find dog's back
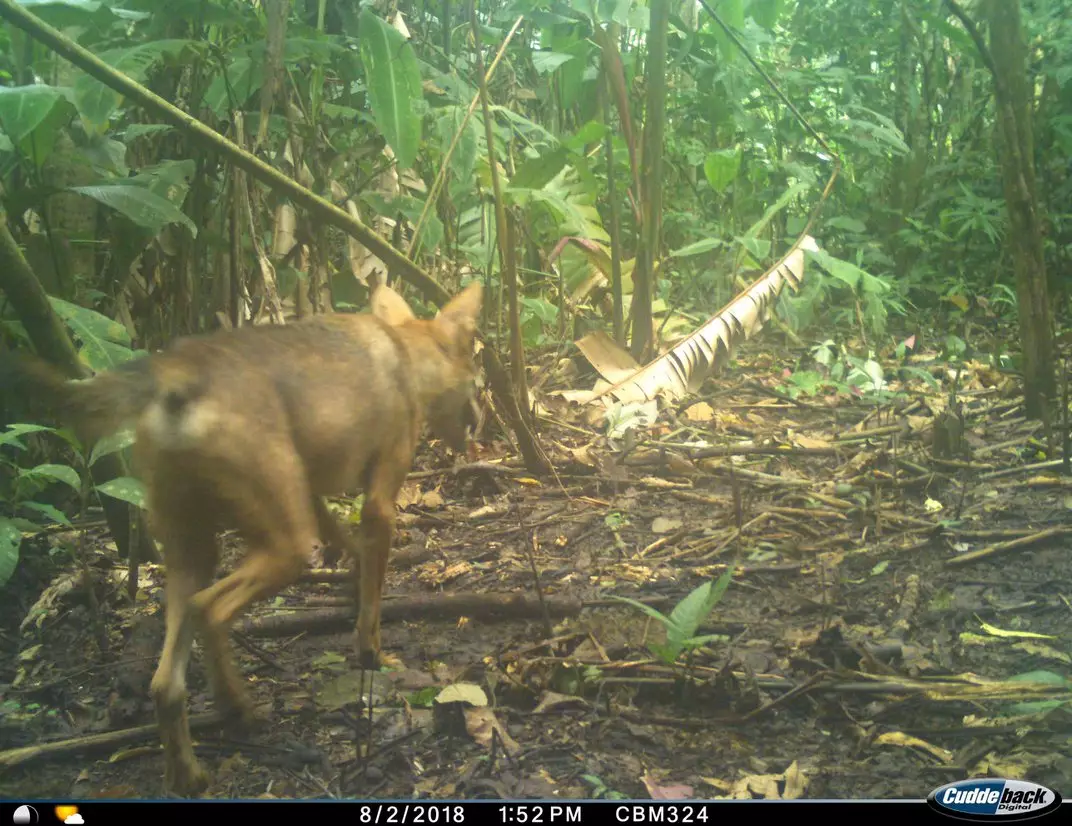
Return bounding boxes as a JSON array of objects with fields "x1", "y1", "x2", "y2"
[{"x1": 132, "y1": 312, "x2": 424, "y2": 541}]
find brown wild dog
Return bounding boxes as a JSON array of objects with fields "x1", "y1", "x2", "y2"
[{"x1": 0, "y1": 282, "x2": 483, "y2": 795}]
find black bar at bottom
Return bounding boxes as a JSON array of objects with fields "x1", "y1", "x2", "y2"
[{"x1": 11, "y1": 799, "x2": 1067, "y2": 825}]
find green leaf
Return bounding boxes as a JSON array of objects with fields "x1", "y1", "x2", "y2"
[
  {"x1": 609, "y1": 0, "x2": 632, "y2": 26},
  {"x1": 48, "y1": 297, "x2": 133, "y2": 371},
  {"x1": 826, "y1": 216, "x2": 867, "y2": 233},
  {"x1": 89, "y1": 428, "x2": 136, "y2": 467},
  {"x1": 741, "y1": 181, "x2": 811, "y2": 247},
  {"x1": 681, "y1": 633, "x2": 728, "y2": 649},
  {"x1": 23, "y1": 463, "x2": 81, "y2": 492},
  {"x1": 711, "y1": 0, "x2": 745, "y2": 59},
  {"x1": 808, "y1": 248, "x2": 866, "y2": 291},
  {"x1": 1008, "y1": 670, "x2": 1070, "y2": 687},
  {"x1": 749, "y1": 0, "x2": 781, "y2": 29},
  {"x1": 68, "y1": 184, "x2": 197, "y2": 237},
  {"x1": 202, "y1": 56, "x2": 259, "y2": 119},
  {"x1": 703, "y1": 146, "x2": 742, "y2": 193},
  {"x1": 437, "y1": 107, "x2": 478, "y2": 182},
  {"x1": 511, "y1": 148, "x2": 570, "y2": 190},
  {"x1": 556, "y1": 39, "x2": 594, "y2": 111},
  {"x1": 563, "y1": 119, "x2": 607, "y2": 152},
  {"x1": 7, "y1": 518, "x2": 42, "y2": 533},
  {"x1": 647, "y1": 641, "x2": 677, "y2": 664},
  {"x1": 0, "y1": 85, "x2": 70, "y2": 143},
  {"x1": 532, "y1": 51, "x2": 576, "y2": 75},
  {"x1": 19, "y1": 501, "x2": 72, "y2": 527},
  {"x1": 666, "y1": 576, "x2": 730, "y2": 651},
  {"x1": 94, "y1": 476, "x2": 147, "y2": 509},
  {"x1": 723, "y1": 0, "x2": 745, "y2": 28},
  {"x1": 670, "y1": 239, "x2": 723, "y2": 258},
  {"x1": 609, "y1": 595, "x2": 674, "y2": 629},
  {"x1": 0, "y1": 84, "x2": 73, "y2": 167},
  {"x1": 358, "y1": 9, "x2": 423, "y2": 171},
  {"x1": 73, "y1": 40, "x2": 206, "y2": 127},
  {"x1": 0, "y1": 424, "x2": 55, "y2": 451},
  {"x1": 17, "y1": 0, "x2": 148, "y2": 25},
  {"x1": 490, "y1": 106, "x2": 557, "y2": 144},
  {"x1": 0, "y1": 517, "x2": 22, "y2": 587},
  {"x1": 123, "y1": 123, "x2": 174, "y2": 142}
]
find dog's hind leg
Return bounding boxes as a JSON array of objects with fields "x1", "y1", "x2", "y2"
[
  {"x1": 187, "y1": 450, "x2": 320, "y2": 680},
  {"x1": 149, "y1": 521, "x2": 218, "y2": 796},
  {"x1": 354, "y1": 442, "x2": 413, "y2": 669}
]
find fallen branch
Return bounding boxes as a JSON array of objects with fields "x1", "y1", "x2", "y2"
[
  {"x1": 945, "y1": 526, "x2": 1072, "y2": 567},
  {"x1": 978, "y1": 459, "x2": 1064, "y2": 481},
  {"x1": 0, "y1": 712, "x2": 226, "y2": 771},
  {"x1": 299, "y1": 545, "x2": 435, "y2": 583},
  {"x1": 244, "y1": 592, "x2": 584, "y2": 637}
]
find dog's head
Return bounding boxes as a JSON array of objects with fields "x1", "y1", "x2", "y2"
[{"x1": 371, "y1": 281, "x2": 484, "y2": 454}]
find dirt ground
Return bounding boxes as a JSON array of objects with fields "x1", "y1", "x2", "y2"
[{"x1": 2, "y1": 341, "x2": 1071, "y2": 801}]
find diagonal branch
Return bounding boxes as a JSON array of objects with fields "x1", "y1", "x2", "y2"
[{"x1": 0, "y1": 0, "x2": 449, "y2": 306}]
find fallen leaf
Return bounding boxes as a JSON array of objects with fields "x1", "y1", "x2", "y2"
[
  {"x1": 875, "y1": 732, "x2": 954, "y2": 763},
  {"x1": 651, "y1": 516, "x2": 683, "y2": 534},
  {"x1": 782, "y1": 761, "x2": 808, "y2": 799},
  {"x1": 732, "y1": 773, "x2": 782, "y2": 799},
  {"x1": 468, "y1": 503, "x2": 510, "y2": 520},
  {"x1": 417, "y1": 560, "x2": 472, "y2": 587},
  {"x1": 792, "y1": 435, "x2": 832, "y2": 449},
  {"x1": 311, "y1": 651, "x2": 348, "y2": 671},
  {"x1": 318, "y1": 671, "x2": 391, "y2": 711},
  {"x1": 107, "y1": 746, "x2": 158, "y2": 763},
  {"x1": 420, "y1": 489, "x2": 446, "y2": 509},
  {"x1": 570, "y1": 444, "x2": 598, "y2": 467},
  {"x1": 396, "y1": 483, "x2": 423, "y2": 508},
  {"x1": 700, "y1": 776, "x2": 732, "y2": 793},
  {"x1": 642, "y1": 773, "x2": 694, "y2": 800},
  {"x1": 435, "y1": 682, "x2": 488, "y2": 707},
  {"x1": 532, "y1": 691, "x2": 590, "y2": 714},
  {"x1": 684, "y1": 402, "x2": 714, "y2": 422},
  {"x1": 463, "y1": 706, "x2": 520, "y2": 755},
  {"x1": 977, "y1": 621, "x2": 1056, "y2": 641}
]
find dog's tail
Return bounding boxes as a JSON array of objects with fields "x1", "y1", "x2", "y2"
[{"x1": 0, "y1": 352, "x2": 159, "y2": 443}]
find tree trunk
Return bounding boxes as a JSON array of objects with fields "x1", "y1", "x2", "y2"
[
  {"x1": 630, "y1": 0, "x2": 669, "y2": 362},
  {"x1": 984, "y1": 0, "x2": 1055, "y2": 417}
]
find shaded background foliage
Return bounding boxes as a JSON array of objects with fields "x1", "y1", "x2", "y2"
[{"x1": 0, "y1": 0, "x2": 1069, "y2": 583}]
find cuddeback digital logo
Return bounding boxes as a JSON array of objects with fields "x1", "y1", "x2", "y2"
[{"x1": 927, "y1": 779, "x2": 1063, "y2": 821}]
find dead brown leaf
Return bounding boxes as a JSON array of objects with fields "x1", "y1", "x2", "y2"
[
  {"x1": 642, "y1": 772, "x2": 694, "y2": 800},
  {"x1": 684, "y1": 402, "x2": 715, "y2": 422},
  {"x1": 464, "y1": 706, "x2": 521, "y2": 755},
  {"x1": 532, "y1": 691, "x2": 590, "y2": 714}
]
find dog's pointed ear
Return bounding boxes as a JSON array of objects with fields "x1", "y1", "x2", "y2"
[
  {"x1": 435, "y1": 282, "x2": 483, "y2": 342},
  {"x1": 370, "y1": 284, "x2": 416, "y2": 326}
]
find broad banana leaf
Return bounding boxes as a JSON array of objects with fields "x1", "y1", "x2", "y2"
[{"x1": 570, "y1": 235, "x2": 818, "y2": 405}]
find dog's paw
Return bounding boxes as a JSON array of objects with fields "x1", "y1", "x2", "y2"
[
  {"x1": 356, "y1": 647, "x2": 404, "y2": 671},
  {"x1": 217, "y1": 695, "x2": 262, "y2": 731},
  {"x1": 165, "y1": 758, "x2": 211, "y2": 797}
]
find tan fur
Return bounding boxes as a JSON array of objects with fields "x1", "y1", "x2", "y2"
[{"x1": 0, "y1": 282, "x2": 483, "y2": 795}]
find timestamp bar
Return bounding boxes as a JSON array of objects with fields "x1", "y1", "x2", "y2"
[{"x1": 4, "y1": 798, "x2": 1000, "y2": 826}]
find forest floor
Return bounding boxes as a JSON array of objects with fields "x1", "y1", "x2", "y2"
[{"x1": 2, "y1": 333, "x2": 1071, "y2": 801}]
